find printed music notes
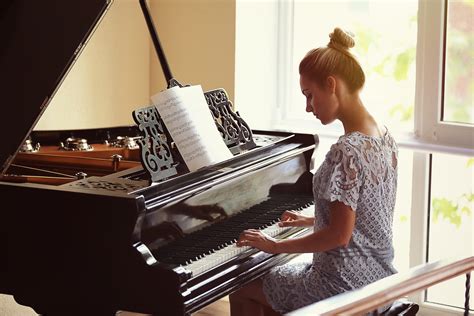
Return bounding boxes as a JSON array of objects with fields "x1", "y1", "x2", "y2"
[{"x1": 151, "y1": 85, "x2": 233, "y2": 172}]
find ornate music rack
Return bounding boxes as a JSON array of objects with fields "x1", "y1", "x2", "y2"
[{"x1": 132, "y1": 79, "x2": 256, "y2": 183}]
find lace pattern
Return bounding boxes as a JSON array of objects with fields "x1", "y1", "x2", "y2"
[{"x1": 263, "y1": 130, "x2": 399, "y2": 314}]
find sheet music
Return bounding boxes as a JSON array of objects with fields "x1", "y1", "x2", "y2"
[{"x1": 151, "y1": 85, "x2": 233, "y2": 172}]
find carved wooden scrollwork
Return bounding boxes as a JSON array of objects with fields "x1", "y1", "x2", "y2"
[
  {"x1": 204, "y1": 88, "x2": 256, "y2": 154},
  {"x1": 132, "y1": 106, "x2": 178, "y2": 182}
]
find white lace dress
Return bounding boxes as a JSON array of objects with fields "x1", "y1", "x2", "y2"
[{"x1": 262, "y1": 131, "x2": 399, "y2": 313}]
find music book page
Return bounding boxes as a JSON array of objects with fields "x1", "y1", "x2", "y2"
[{"x1": 151, "y1": 85, "x2": 233, "y2": 172}]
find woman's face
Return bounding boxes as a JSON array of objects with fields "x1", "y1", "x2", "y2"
[{"x1": 299, "y1": 75, "x2": 339, "y2": 125}]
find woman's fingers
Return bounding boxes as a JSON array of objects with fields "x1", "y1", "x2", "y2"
[
  {"x1": 278, "y1": 220, "x2": 295, "y2": 227},
  {"x1": 238, "y1": 230, "x2": 259, "y2": 243},
  {"x1": 236, "y1": 230, "x2": 278, "y2": 253},
  {"x1": 239, "y1": 229, "x2": 259, "y2": 237},
  {"x1": 280, "y1": 210, "x2": 298, "y2": 220},
  {"x1": 237, "y1": 235, "x2": 258, "y2": 246},
  {"x1": 237, "y1": 229, "x2": 268, "y2": 246},
  {"x1": 279, "y1": 210, "x2": 302, "y2": 227}
]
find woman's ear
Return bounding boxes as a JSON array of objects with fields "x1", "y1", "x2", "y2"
[{"x1": 326, "y1": 76, "x2": 337, "y2": 94}]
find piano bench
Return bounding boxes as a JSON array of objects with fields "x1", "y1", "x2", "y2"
[{"x1": 380, "y1": 298, "x2": 419, "y2": 315}]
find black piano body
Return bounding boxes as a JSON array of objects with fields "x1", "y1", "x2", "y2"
[
  {"x1": 0, "y1": 1, "x2": 319, "y2": 315},
  {"x1": 1, "y1": 130, "x2": 317, "y2": 315}
]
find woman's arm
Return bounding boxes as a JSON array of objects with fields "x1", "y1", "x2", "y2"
[{"x1": 237, "y1": 201, "x2": 355, "y2": 254}]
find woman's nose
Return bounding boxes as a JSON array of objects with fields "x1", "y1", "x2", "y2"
[{"x1": 306, "y1": 101, "x2": 312, "y2": 112}]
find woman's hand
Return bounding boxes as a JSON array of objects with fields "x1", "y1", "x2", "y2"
[
  {"x1": 236, "y1": 229, "x2": 279, "y2": 254},
  {"x1": 278, "y1": 210, "x2": 315, "y2": 227}
]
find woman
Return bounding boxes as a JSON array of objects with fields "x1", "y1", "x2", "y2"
[{"x1": 230, "y1": 27, "x2": 398, "y2": 315}]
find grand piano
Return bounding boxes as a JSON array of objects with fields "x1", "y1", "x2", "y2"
[{"x1": 0, "y1": 0, "x2": 318, "y2": 315}]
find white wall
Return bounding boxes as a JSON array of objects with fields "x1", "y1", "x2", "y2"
[
  {"x1": 35, "y1": 0, "x2": 151, "y2": 130},
  {"x1": 234, "y1": 0, "x2": 279, "y2": 131},
  {"x1": 149, "y1": 0, "x2": 236, "y2": 102},
  {"x1": 34, "y1": 0, "x2": 237, "y2": 130}
]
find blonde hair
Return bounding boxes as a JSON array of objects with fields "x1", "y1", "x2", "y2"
[{"x1": 299, "y1": 27, "x2": 365, "y2": 93}]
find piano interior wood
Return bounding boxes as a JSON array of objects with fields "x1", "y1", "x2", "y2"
[{"x1": 2, "y1": 127, "x2": 145, "y2": 185}]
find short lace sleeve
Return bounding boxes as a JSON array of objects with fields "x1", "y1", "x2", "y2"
[{"x1": 319, "y1": 140, "x2": 363, "y2": 211}]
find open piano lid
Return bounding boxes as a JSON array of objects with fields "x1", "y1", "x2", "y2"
[{"x1": 0, "y1": 0, "x2": 112, "y2": 176}]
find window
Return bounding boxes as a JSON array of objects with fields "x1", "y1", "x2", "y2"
[
  {"x1": 283, "y1": 0, "x2": 418, "y2": 137},
  {"x1": 235, "y1": 0, "x2": 474, "y2": 313},
  {"x1": 416, "y1": 0, "x2": 474, "y2": 150},
  {"x1": 442, "y1": 0, "x2": 474, "y2": 125}
]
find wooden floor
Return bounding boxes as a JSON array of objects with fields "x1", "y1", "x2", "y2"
[
  {"x1": 117, "y1": 296, "x2": 230, "y2": 316},
  {"x1": 1, "y1": 293, "x2": 230, "y2": 316},
  {"x1": 193, "y1": 296, "x2": 230, "y2": 316}
]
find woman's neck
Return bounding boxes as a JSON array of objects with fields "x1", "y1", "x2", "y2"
[{"x1": 338, "y1": 96, "x2": 380, "y2": 137}]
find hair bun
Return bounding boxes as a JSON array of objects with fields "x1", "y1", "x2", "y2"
[{"x1": 328, "y1": 27, "x2": 355, "y2": 50}]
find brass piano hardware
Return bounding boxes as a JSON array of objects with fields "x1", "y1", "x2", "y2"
[
  {"x1": 59, "y1": 137, "x2": 94, "y2": 151},
  {"x1": 75, "y1": 172, "x2": 87, "y2": 180},
  {"x1": 20, "y1": 139, "x2": 40, "y2": 153},
  {"x1": 111, "y1": 154, "x2": 123, "y2": 171},
  {"x1": 107, "y1": 136, "x2": 141, "y2": 149}
]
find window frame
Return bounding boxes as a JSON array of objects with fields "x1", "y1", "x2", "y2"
[
  {"x1": 415, "y1": 0, "x2": 474, "y2": 150},
  {"x1": 410, "y1": 1, "x2": 473, "y2": 313}
]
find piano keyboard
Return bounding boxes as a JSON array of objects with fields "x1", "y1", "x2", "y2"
[
  {"x1": 151, "y1": 194, "x2": 314, "y2": 277},
  {"x1": 182, "y1": 204, "x2": 314, "y2": 276}
]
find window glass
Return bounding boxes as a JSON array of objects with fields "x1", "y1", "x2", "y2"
[
  {"x1": 442, "y1": 0, "x2": 474, "y2": 125},
  {"x1": 288, "y1": 0, "x2": 418, "y2": 134},
  {"x1": 427, "y1": 153, "x2": 474, "y2": 309}
]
